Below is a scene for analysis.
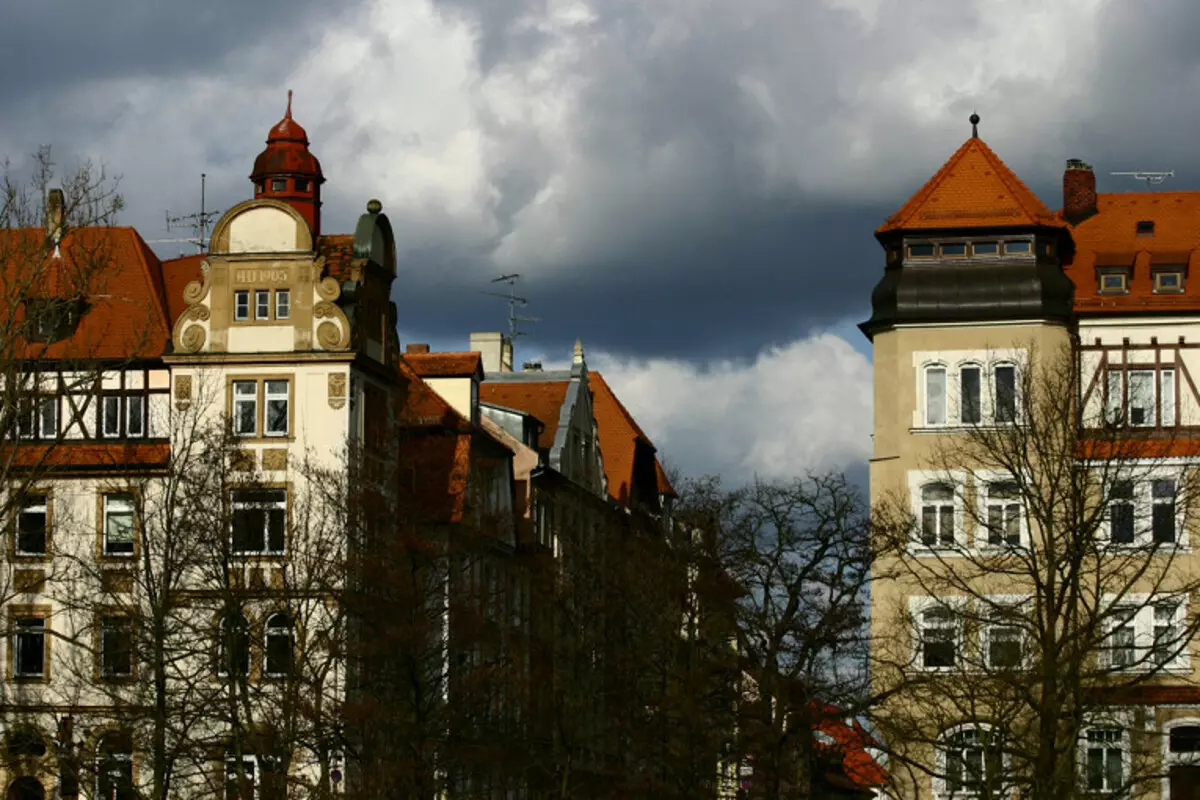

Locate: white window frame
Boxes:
[15,496,48,556]
[982,596,1030,671]
[101,395,121,438]
[1101,593,1191,673]
[973,470,1028,550]
[1103,469,1187,550]
[1162,717,1200,800]
[934,722,1007,799]
[225,753,260,800]
[1105,366,1176,428]
[255,290,270,321]
[125,395,145,438]
[275,289,290,320]
[992,362,1018,424]
[231,489,288,555]
[925,363,948,426]
[234,290,250,321]
[1078,722,1130,795]
[910,597,966,673]
[908,471,966,553]
[959,363,982,425]
[264,380,288,437]
[914,350,1027,430]
[102,493,136,557]
[233,381,258,437]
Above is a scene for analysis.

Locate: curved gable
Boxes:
[209,199,314,254]
[353,209,396,274]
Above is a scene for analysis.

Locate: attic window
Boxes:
[972,242,1000,256]
[939,243,967,257]
[1004,241,1032,254]
[907,244,935,259]
[26,299,77,342]
[1154,269,1184,294]
[1136,220,1155,236]
[1097,269,1129,295]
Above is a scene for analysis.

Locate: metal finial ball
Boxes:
[969,113,980,126]
[367,199,382,214]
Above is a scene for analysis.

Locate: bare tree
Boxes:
[872,342,1200,799]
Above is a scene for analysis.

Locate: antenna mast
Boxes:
[1110,170,1175,186]
[481,274,539,339]
[154,174,221,254]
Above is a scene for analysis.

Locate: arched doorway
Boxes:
[5,777,43,800]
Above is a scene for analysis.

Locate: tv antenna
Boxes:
[147,173,221,254]
[481,273,539,339]
[1110,170,1175,186]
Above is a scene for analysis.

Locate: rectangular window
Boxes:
[986,482,1021,547]
[1004,240,1032,254]
[908,243,935,259]
[972,241,999,256]
[38,397,57,440]
[988,624,1023,669]
[1129,370,1155,426]
[1099,271,1129,294]
[13,617,46,678]
[920,484,955,547]
[264,381,288,437]
[275,290,290,320]
[255,290,270,320]
[102,395,120,437]
[1153,479,1177,545]
[16,496,47,556]
[940,243,967,257]
[926,367,947,426]
[234,290,250,321]
[126,396,144,438]
[100,616,133,677]
[233,381,257,436]
[271,178,287,192]
[1085,729,1123,792]
[1163,368,1176,426]
[1106,607,1137,669]
[103,494,135,556]
[226,757,258,800]
[1155,270,1184,293]
[960,366,981,424]
[922,607,956,668]
[1153,601,1180,666]
[231,489,287,554]
[1105,369,1124,425]
[1109,481,1135,544]
[994,365,1016,423]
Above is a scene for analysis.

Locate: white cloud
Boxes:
[590,333,873,482]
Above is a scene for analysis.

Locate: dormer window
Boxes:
[940,243,967,257]
[972,241,999,256]
[26,299,77,343]
[1154,269,1185,294]
[908,244,935,259]
[1098,269,1130,295]
[1136,220,1155,236]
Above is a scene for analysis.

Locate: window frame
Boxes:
[935,723,1007,798]
[1104,365,1176,428]
[14,494,49,558]
[909,471,966,553]
[230,488,288,556]
[1103,473,1186,550]
[1079,725,1129,794]
[99,614,134,679]
[255,290,271,321]
[234,290,250,321]
[924,363,948,427]
[275,289,290,320]
[959,364,982,425]
[95,732,135,800]
[1102,595,1191,673]
[1154,268,1185,294]
[264,380,289,437]
[974,472,1027,550]
[101,492,136,558]
[232,381,258,437]
[218,612,252,678]
[264,612,294,677]
[1097,268,1130,295]
[10,611,49,681]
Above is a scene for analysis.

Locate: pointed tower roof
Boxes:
[877,134,1063,234]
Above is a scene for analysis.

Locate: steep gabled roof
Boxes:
[160,253,206,326]
[1,227,171,360]
[478,380,570,452]
[589,372,674,504]
[878,137,1064,234]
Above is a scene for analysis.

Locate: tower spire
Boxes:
[286,89,293,120]
[970,111,980,139]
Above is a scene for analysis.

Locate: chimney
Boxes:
[46,188,65,245]
[522,361,543,372]
[470,332,514,374]
[406,343,430,354]
[1063,159,1097,224]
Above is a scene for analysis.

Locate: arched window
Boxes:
[220,613,251,677]
[96,731,135,800]
[939,725,1004,796]
[925,364,947,426]
[264,613,293,677]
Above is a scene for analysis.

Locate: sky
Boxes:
[4,0,1200,484]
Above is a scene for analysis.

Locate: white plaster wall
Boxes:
[227,207,300,253]
[425,377,472,420]
[226,326,294,354]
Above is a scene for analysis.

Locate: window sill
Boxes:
[910,423,1019,435]
[10,554,51,563]
[9,675,48,684]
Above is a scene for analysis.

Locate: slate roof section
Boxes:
[878,136,1064,234]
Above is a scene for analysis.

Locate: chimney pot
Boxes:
[406,343,430,354]
[1063,159,1097,224]
[46,188,65,244]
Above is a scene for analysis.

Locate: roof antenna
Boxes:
[152,173,221,255]
[970,112,980,139]
[1110,170,1175,187]
[481,274,539,340]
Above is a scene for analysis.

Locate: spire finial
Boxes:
[286,89,293,119]
[970,111,980,139]
[573,338,585,364]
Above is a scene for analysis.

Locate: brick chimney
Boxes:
[46,188,65,245]
[1063,159,1097,224]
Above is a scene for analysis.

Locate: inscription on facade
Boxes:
[234,268,290,285]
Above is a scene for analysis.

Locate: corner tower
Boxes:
[250,91,325,237]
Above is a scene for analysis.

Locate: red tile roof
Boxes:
[4,442,170,470]
[478,381,569,451]
[1064,191,1200,313]
[814,715,887,790]
[1,227,171,360]
[590,372,667,505]
[403,351,483,379]
[878,137,1064,234]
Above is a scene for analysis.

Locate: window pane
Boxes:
[276,290,290,320]
[994,366,1016,423]
[989,627,1022,668]
[940,243,966,256]
[235,291,249,321]
[1129,371,1154,426]
[1004,240,1031,254]
[126,396,144,437]
[921,507,937,546]
[908,243,935,258]
[101,617,133,676]
[256,290,270,320]
[1162,369,1176,425]
[1105,370,1124,424]
[39,397,57,439]
[1153,501,1176,544]
[16,498,47,555]
[939,506,954,546]
[1087,747,1105,790]
[105,495,135,555]
[103,396,120,436]
[15,619,45,676]
[973,241,999,255]
[266,400,287,435]
[1170,726,1200,753]
[1110,503,1134,544]
[960,367,981,424]
[232,508,266,552]
[926,368,946,425]
[267,509,286,553]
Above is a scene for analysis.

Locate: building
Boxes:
[865,117,1200,797]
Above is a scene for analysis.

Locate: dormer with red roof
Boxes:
[250,91,324,238]
[862,116,1075,339]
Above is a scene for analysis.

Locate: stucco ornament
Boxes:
[328,373,347,410]
[173,261,213,353]
[312,277,351,351]
[173,375,193,409]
